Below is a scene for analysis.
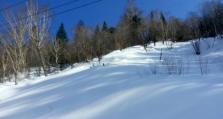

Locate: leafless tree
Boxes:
[52,38,61,66]
[3,9,28,85]
[160,12,168,44]
[139,30,149,52]
[0,46,10,83]
[27,0,51,76]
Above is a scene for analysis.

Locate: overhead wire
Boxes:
[0,0,27,12]
[0,0,103,29]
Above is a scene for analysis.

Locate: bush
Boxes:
[191,40,201,55]
[162,57,184,75]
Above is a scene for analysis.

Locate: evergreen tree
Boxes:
[55,23,69,70]
[102,21,108,31]
[56,23,68,44]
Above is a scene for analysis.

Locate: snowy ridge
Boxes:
[0,38,223,119]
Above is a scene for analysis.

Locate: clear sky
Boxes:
[0,0,210,38]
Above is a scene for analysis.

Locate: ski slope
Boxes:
[0,38,223,119]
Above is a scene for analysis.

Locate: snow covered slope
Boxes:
[0,38,223,119]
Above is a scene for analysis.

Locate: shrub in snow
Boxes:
[165,41,174,49]
[162,57,176,75]
[204,40,211,49]
[162,57,184,75]
[150,64,158,75]
[198,57,208,75]
[191,40,201,55]
[159,48,163,61]
[176,59,184,75]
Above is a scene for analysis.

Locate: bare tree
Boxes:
[148,11,161,46]
[27,0,51,76]
[3,9,28,85]
[139,30,149,52]
[72,21,92,62]
[51,37,61,66]
[0,46,10,83]
[160,12,168,44]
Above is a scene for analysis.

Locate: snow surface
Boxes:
[0,38,223,119]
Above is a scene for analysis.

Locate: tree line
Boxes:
[0,0,222,84]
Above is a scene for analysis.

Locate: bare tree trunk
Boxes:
[36,47,48,76]
[160,48,163,61]
[14,72,18,85]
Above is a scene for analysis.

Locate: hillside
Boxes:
[0,38,223,119]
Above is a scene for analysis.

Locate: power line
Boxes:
[0,0,103,29]
[0,0,27,12]
[13,0,83,24]
[47,0,82,12]
[0,0,81,13]
[50,0,103,17]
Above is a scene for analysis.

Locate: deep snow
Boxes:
[0,38,223,119]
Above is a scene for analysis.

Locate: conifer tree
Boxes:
[102,21,108,31]
[56,23,68,44]
[55,23,69,70]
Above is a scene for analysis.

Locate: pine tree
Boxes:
[56,23,68,44]
[55,23,69,70]
[102,21,108,31]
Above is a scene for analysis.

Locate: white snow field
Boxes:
[0,38,223,119]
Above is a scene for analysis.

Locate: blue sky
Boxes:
[0,0,210,38]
